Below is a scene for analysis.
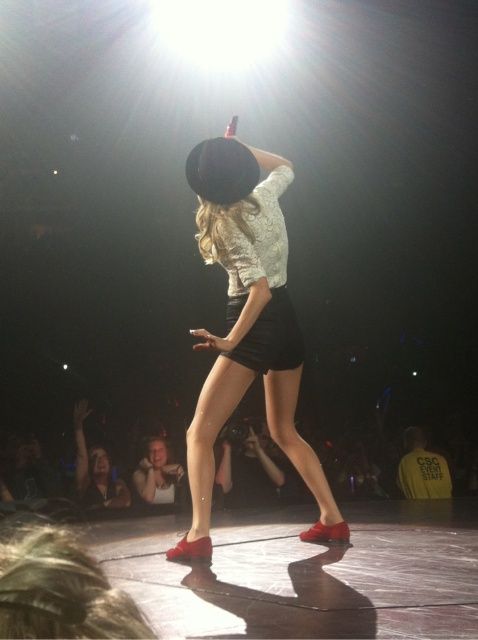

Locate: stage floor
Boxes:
[83,498,478,639]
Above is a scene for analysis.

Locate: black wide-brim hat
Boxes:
[186,137,260,205]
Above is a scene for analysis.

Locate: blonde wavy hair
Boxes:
[0,525,156,639]
[195,195,261,264]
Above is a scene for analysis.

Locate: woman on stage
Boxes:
[167,132,349,563]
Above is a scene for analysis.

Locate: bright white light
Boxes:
[151,0,288,69]
[412,371,418,377]
[63,364,68,370]
[52,169,59,175]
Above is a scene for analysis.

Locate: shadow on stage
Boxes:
[179,546,376,639]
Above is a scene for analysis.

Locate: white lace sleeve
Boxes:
[217,218,267,290]
[254,165,294,200]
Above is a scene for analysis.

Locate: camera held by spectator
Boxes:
[215,418,285,508]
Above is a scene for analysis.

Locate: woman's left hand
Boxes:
[190,329,236,352]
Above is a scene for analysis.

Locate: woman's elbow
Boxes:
[216,479,233,494]
[252,278,272,302]
[276,473,286,488]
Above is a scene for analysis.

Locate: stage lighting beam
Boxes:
[151,0,288,69]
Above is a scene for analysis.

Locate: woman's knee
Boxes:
[269,424,300,450]
[186,420,218,448]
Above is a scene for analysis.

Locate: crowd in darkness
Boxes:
[1,392,476,522]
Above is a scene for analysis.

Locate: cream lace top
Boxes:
[216,165,294,296]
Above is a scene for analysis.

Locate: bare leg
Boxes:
[186,356,256,542]
[264,365,344,525]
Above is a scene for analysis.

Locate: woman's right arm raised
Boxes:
[73,399,91,495]
[240,141,293,172]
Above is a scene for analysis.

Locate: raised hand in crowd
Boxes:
[73,398,93,429]
[72,400,131,510]
[73,399,91,497]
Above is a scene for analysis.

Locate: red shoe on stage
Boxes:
[166,534,212,564]
[300,521,350,545]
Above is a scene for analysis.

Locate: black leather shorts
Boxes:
[221,285,305,374]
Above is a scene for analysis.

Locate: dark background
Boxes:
[1,0,477,453]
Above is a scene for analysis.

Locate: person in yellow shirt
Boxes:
[397,426,452,499]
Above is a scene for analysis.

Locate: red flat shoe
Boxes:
[300,521,350,545]
[166,534,212,564]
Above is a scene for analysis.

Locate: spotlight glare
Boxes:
[63,363,68,370]
[151,0,288,69]
[412,371,418,377]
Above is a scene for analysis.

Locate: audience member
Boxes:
[445,419,469,495]
[73,400,131,510]
[465,444,478,496]
[132,436,186,506]
[335,437,388,499]
[0,479,13,503]
[0,524,156,638]
[215,421,285,508]
[397,426,452,499]
[0,434,63,503]
[371,436,403,499]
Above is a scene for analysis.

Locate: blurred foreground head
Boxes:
[0,525,156,638]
